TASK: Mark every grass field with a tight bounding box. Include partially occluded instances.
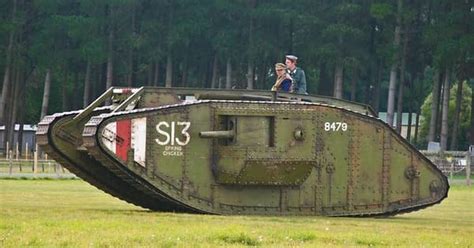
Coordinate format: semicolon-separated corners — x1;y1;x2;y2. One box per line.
0;179;472;247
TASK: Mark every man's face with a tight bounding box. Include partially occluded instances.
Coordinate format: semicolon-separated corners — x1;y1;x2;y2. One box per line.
285;59;296;70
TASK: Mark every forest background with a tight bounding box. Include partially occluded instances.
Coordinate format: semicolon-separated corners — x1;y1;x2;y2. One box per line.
0;0;473;151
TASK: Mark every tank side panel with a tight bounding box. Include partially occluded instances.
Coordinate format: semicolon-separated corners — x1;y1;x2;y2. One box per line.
148;112;187;189
317;107;350;210
274;117;315;160
415;155;431;198
388;134;411;203
288;173;317;212
184;105;214;200
351;119;384;208
416;155;447;201
139;90;181;108
214;186;280;208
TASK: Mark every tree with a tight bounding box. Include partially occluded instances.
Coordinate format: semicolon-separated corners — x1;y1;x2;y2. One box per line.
428;70;441;142
1;0;473;150
420;82;472;150
386;0;402;128
0;0;17;124
450;79;464;150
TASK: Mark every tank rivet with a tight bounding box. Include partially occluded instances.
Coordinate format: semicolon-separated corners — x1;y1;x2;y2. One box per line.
429;180;441;194
294;129;304;141
405;167;420;179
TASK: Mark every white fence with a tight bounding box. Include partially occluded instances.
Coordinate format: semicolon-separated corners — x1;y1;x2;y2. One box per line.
0;143;75;178
421;150;472;186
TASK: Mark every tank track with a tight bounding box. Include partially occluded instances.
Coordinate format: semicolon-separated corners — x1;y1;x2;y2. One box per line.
80;99;448;217
36;109;191;211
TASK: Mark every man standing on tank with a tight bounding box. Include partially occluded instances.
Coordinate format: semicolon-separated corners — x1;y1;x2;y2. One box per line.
285;55;307;94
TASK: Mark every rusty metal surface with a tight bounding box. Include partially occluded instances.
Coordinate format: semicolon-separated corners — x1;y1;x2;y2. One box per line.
37;87;448;216
80;98;446;216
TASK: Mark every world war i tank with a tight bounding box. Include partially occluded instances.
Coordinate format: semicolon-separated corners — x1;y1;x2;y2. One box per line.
37;87;448;216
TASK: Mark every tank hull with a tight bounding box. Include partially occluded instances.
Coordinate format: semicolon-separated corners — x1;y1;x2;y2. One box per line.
38;88;448;216
82;100;448;216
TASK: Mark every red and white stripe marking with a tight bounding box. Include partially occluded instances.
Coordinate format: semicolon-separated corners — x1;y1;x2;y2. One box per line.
102;117;147;167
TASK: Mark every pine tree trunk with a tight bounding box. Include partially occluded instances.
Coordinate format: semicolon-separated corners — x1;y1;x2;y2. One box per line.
414;108;420;145
18;120;23;156
40;69;52;120
72;73;79;109
106;23;114;91
7;69;22;147
201;63;208;88
387;61;399;128
372;63;381;114
225;58;232;89
218;77;223;89
406;78;414;142
127;7;136;87
450;80;463;150
0;66;11;124
17;72;26;155
62;71;69;111
395;83;404;134
257;60;267;90
406;108;412;141
246;1;256;90
470;79;474;145
0;0;17;124
350;67;357;101
127;48;133;87
83;62;91;107
153;62;160;86
246;62;254;90
318;62;331;96
396;32;408;134
440;68;450;151
98;65;105;98
428;70;441;142
93;66;101;99
436;78;443;138
181;53;188;87
211;55;218;89
333;63;344;99
387;0;402;128
165;54;173;88
147;64;153;86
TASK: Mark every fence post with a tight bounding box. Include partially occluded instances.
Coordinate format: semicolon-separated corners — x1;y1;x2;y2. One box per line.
467;148;473;186
34;144;38;174
55;162;60;178
5;141;9;159
16;142;22;172
15;142;19;160
449;155;454;180
25;143;29;172
46;153;49;173
8;150;13;176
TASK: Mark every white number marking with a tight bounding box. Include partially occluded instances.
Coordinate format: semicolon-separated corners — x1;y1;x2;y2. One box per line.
324;122;348;132
156;121;191;146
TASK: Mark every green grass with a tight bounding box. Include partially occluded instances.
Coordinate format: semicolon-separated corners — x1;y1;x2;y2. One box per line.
0;180;472;247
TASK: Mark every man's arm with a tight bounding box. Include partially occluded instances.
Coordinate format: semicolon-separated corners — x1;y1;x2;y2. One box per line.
297;69;307;94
